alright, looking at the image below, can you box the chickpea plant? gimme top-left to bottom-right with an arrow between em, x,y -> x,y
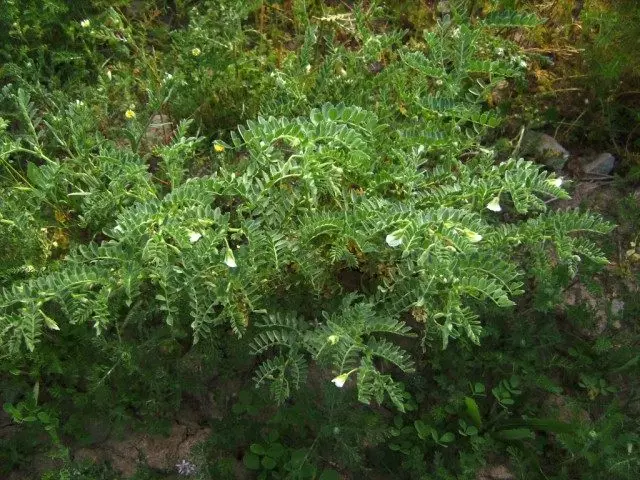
0,100 -> 612,411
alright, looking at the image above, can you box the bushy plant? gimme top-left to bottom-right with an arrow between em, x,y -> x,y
1,2 -> 637,480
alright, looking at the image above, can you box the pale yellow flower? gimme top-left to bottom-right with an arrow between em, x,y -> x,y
125,109 -> 136,120
331,368 -> 358,388
486,196 -> 502,212
191,47 -> 202,57
463,229 -> 483,243
224,247 -> 237,268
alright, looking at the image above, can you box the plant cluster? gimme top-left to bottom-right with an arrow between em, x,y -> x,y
0,2 -> 638,480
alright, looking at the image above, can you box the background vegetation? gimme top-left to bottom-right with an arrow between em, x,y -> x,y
1,1 -> 639,479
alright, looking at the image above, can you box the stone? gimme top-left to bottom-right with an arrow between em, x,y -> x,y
562,282 -> 607,336
611,298 -> 624,317
477,465 -> 515,480
144,114 -> 174,150
523,131 -> 570,170
583,152 -> 615,176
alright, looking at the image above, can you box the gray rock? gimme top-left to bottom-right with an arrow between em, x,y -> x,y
611,298 -> 624,317
583,152 -> 615,176
523,131 -> 570,170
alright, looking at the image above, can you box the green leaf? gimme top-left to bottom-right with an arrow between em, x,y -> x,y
250,443 -> 266,455
414,420 -> 430,440
26,162 -> 46,189
319,469 -> 340,480
439,432 -> 455,443
495,428 -> 534,441
261,456 -> 277,470
464,396 -> 482,428
243,452 -> 261,470
267,442 -> 286,459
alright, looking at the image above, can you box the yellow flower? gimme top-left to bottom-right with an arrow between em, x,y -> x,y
327,335 -> 339,345
214,143 -> 225,153
191,47 -> 202,57
125,109 -> 136,120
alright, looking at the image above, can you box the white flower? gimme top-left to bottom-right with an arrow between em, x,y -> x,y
495,47 -> 505,56
385,230 -> 404,248
327,335 -> 339,345
106,70 -> 112,81
224,247 -> 237,268
188,231 -> 202,243
331,373 -> 349,388
331,374 -> 348,388
451,27 -> 461,38
80,19 -> 90,28
548,177 -> 563,188
331,368 -> 357,388
519,59 -> 528,69
486,196 -> 502,212
305,64 -> 311,74
463,229 -> 483,243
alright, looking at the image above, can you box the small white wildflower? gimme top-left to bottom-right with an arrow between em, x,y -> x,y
106,70 -> 112,81
463,229 -> 483,243
495,47 -> 505,56
548,177 -> 563,188
224,247 -> 237,268
519,59 -> 528,69
486,196 -> 502,212
435,79 -> 443,86
175,459 -> 197,476
80,19 -> 91,28
191,47 -> 202,57
327,335 -> 339,345
305,64 -> 311,74
451,27 -> 461,38
188,232 -> 202,243
385,230 -> 404,248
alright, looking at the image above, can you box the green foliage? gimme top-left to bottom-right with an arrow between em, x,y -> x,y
0,2 -> 637,480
